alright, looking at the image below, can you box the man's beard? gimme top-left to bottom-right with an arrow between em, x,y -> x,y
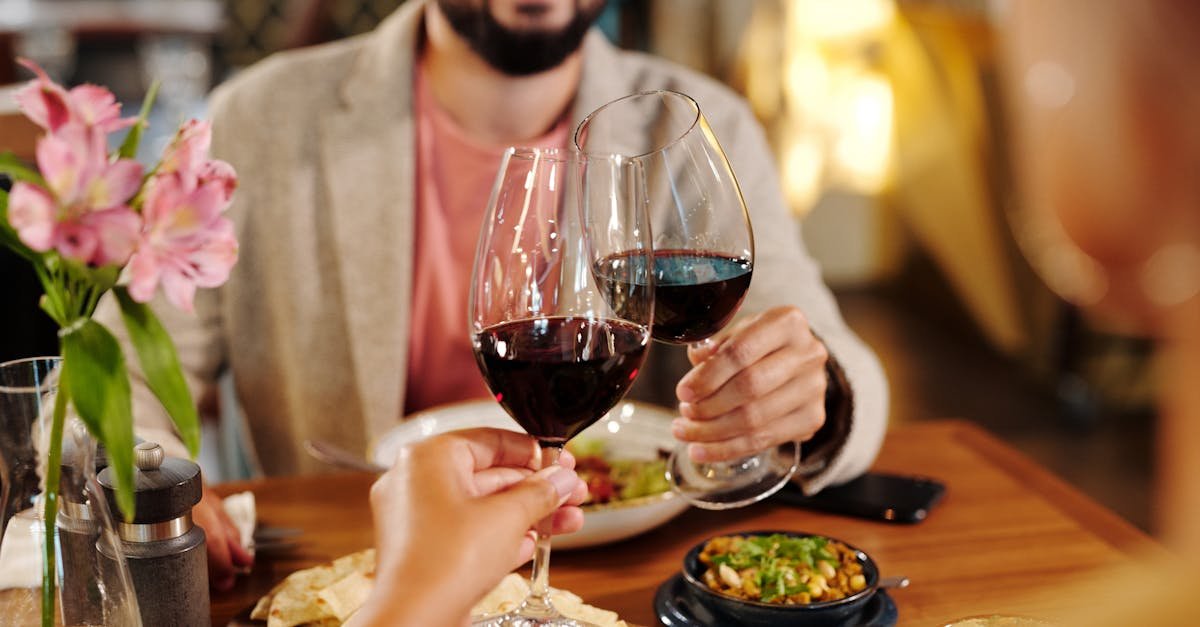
437,0 -> 606,76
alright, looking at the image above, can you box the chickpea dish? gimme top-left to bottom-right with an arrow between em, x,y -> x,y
697,534 -> 868,605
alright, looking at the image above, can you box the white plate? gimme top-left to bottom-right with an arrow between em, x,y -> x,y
371,400 -> 689,550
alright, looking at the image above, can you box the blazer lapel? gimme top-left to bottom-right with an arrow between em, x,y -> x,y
319,2 -> 424,439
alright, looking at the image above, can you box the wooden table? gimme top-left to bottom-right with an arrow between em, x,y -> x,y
211,420 -> 1155,626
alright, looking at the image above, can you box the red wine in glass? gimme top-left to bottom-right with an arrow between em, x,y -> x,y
474,317 -> 649,447
576,90 -> 796,510
469,147 -> 653,626
593,250 -> 752,345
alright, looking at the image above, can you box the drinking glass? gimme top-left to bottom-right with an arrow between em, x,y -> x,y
0,357 -> 140,626
575,90 -> 800,509
469,147 -> 654,627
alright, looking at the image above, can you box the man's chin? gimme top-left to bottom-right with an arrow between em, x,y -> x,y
437,0 -> 605,76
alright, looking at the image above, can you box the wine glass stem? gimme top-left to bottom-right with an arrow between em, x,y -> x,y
521,444 -> 563,618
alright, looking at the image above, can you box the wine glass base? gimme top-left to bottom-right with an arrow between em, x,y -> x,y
666,442 -> 800,510
472,612 -> 599,627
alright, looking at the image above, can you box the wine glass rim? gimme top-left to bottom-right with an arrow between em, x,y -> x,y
505,145 -> 578,163
0,356 -> 61,393
573,89 -> 702,161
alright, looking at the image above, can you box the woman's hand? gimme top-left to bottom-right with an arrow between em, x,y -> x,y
672,306 -> 829,462
351,428 -> 587,626
194,486 -> 255,591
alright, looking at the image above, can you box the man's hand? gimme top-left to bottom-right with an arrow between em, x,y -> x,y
672,306 -> 829,462
351,428 -> 587,627
194,487 -> 254,591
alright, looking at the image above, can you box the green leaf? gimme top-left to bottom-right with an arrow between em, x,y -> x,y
0,152 -> 47,188
0,189 -> 41,263
117,81 -> 160,160
62,257 -> 119,294
114,287 -> 199,457
61,319 -> 136,520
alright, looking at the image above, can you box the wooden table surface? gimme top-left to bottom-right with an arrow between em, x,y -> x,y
211,420 -> 1155,626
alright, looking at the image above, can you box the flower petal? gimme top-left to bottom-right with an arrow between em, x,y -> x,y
95,159 -> 144,208
14,58 -> 72,131
54,222 -> 100,263
80,207 -> 141,266
158,119 -> 212,184
35,132 -> 81,201
36,124 -> 107,204
189,219 -> 238,288
7,182 -> 57,251
68,84 -> 136,132
199,159 -> 238,205
160,269 -> 197,313
125,249 -> 161,303
140,171 -> 186,225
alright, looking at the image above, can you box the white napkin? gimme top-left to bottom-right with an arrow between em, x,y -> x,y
221,491 -> 256,555
0,510 -> 43,590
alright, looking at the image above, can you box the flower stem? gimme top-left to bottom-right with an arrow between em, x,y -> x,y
41,363 -> 68,627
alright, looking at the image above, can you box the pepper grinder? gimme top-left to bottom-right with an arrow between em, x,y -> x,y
99,441 -> 210,627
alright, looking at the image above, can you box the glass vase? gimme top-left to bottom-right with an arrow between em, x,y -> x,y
0,357 -> 141,626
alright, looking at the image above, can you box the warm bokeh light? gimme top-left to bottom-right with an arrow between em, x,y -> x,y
782,134 -> 825,211
789,0 -> 897,43
829,70 -> 893,193
757,0 -> 898,213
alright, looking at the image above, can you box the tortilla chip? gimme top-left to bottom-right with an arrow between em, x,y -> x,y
257,551 -> 624,627
251,579 -> 287,621
471,573 -> 531,617
317,570 -> 375,621
266,549 -> 375,627
471,574 -> 627,627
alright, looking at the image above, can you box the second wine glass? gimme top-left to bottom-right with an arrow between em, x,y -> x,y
575,90 -> 800,510
469,147 -> 654,627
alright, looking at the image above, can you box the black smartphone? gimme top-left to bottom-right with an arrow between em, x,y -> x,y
774,472 -> 946,523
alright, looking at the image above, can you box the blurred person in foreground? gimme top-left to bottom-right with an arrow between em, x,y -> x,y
1004,1 -> 1200,624
95,0 -> 888,588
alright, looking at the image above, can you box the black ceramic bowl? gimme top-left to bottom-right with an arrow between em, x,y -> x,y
681,530 -> 881,627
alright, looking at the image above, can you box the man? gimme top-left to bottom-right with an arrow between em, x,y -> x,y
99,0 -> 887,589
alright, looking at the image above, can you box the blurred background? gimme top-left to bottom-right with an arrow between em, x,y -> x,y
0,0 -> 1155,529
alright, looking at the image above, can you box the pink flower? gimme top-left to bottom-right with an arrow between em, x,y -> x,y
126,173 -> 238,312
157,119 -> 212,182
198,159 -> 238,204
7,183 -> 56,250
12,58 -> 136,134
155,119 -> 236,201
6,123 -> 143,265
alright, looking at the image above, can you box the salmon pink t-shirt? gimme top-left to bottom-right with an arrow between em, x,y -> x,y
404,62 -> 570,415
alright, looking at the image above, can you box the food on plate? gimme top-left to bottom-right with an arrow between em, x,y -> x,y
250,552 -> 627,626
566,436 -> 669,505
472,574 -> 628,627
251,549 -> 375,626
697,534 -> 867,605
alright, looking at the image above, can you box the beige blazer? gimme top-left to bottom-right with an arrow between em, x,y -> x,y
97,0 -> 887,492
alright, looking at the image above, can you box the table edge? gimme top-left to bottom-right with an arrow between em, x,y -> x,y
928,419 -> 1161,556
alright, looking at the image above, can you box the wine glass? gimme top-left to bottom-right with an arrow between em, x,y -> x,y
575,90 -> 800,510
469,147 -> 654,627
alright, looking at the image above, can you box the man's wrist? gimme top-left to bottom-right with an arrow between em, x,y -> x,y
798,339 -> 853,475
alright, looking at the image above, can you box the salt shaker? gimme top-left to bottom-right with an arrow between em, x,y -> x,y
99,441 -> 210,627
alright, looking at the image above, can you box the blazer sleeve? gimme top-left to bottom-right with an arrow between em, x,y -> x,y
717,100 -> 890,495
